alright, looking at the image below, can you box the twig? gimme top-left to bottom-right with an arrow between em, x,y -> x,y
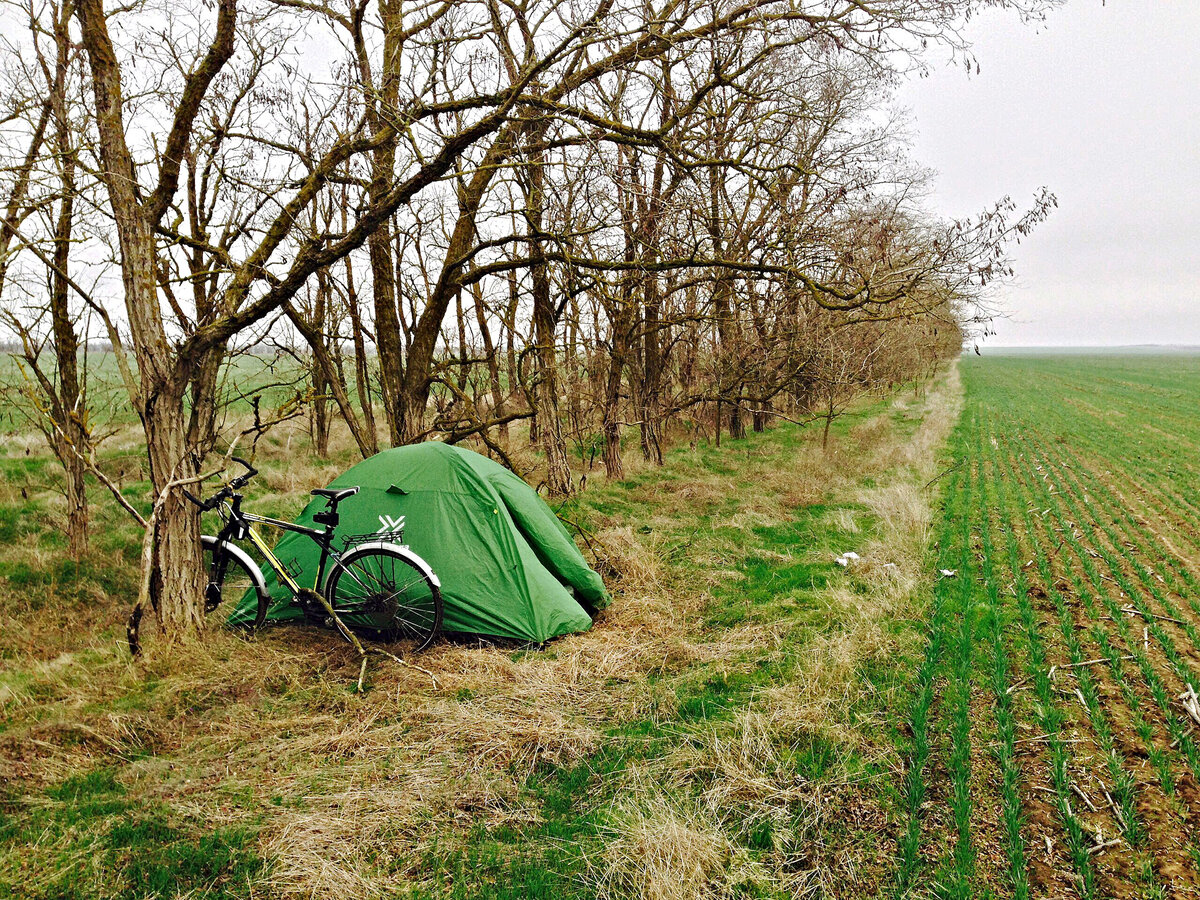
1088,838 -> 1122,855
1123,607 -> 1180,628
1135,608 -> 1184,625
369,646 -> 439,689
1102,609 -> 1185,626
126,463 -> 225,655
395,656 -> 439,688
1013,734 -> 1087,746
1073,686 -> 1089,712
1071,783 -> 1098,813
1006,676 -> 1031,695
1178,684 -> 1200,727
29,412 -> 147,527
1058,655 -> 1134,670
746,408 -> 821,428
924,460 -> 964,491
1103,788 -> 1128,832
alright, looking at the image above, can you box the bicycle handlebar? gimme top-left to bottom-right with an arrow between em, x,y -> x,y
184,456 -> 258,511
183,486 -> 222,511
229,456 -> 257,489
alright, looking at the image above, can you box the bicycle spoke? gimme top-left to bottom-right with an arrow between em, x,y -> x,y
326,548 -> 441,649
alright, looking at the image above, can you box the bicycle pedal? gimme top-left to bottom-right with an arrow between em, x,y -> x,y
296,587 -> 326,618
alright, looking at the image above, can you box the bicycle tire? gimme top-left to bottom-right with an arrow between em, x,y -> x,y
324,546 -> 443,651
201,536 -> 269,630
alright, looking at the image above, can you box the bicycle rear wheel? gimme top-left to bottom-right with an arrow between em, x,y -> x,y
324,547 -> 442,651
201,536 -> 269,630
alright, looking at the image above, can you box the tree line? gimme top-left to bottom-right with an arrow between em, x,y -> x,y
0,0 -> 1056,646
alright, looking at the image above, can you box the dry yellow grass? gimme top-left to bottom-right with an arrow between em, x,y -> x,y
586,365 -> 962,898
0,365 -> 963,899
593,777 -> 751,900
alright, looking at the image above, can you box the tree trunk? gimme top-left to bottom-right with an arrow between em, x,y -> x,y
360,0 -> 404,445
76,0 -> 230,644
532,277 -> 571,495
565,294 -> 582,448
728,388 -> 745,440
504,270 -> 520,432
312,279 -> 331,456
48,35 -> 88,558
312,363 -> 331,457
635,129 -> 670,467
753,404 -> 768,433
397,124 -> 527,445
343,252 -> 379,454
145,380 -> 206,640
63,449 -> 88,558
472,282 -> 508,446
145,371 -> 207,640
602,295 -> 638,481
370,218 -> 404,444
601,334 -> 627,481
523,121 -> 571,496
638,274 -> 664,465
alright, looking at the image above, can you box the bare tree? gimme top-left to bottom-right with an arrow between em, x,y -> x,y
0,0 -> 1059,645
0,0 -> 95,557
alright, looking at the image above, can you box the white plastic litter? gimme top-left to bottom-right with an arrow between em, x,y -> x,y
939,569 -> 957,578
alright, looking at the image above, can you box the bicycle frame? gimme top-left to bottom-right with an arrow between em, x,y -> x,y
214,495 -> 340,595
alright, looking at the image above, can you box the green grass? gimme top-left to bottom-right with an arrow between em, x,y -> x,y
414,387 -> 942,896
17,351 -> 1200,896
0,768 -> 263,900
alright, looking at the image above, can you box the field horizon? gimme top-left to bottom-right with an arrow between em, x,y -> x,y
981,345 -> 1200,355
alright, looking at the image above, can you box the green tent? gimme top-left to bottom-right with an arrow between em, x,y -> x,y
229,443 -> 607,643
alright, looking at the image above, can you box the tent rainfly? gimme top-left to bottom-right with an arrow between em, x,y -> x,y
229,443 -> 607,643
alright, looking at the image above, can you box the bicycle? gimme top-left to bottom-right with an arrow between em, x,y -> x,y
186,457 -> 443,652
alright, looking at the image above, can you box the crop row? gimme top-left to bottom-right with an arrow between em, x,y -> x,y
895,358 -> 1200,898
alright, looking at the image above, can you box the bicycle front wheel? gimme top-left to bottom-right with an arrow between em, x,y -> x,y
201,535 -> 269,630
325,547 -> 443,651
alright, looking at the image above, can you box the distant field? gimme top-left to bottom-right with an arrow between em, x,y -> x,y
900,352 -> 1200,897
0,350 -> 308,434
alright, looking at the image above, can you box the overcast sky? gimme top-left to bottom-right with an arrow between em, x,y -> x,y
896,1 -> 1200,347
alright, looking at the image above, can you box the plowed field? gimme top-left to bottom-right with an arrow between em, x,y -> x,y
899,353 -> 1200,899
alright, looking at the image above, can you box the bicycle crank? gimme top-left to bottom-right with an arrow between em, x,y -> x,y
296,587 -> 328,621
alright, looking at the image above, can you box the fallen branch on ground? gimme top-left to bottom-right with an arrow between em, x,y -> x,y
1057,655 -> 1135,670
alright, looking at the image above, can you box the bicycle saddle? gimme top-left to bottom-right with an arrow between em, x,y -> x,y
311,486 -> 360,503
